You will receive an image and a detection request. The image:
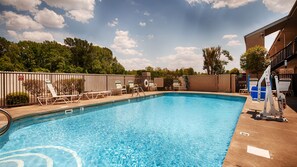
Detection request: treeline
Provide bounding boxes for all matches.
[126,66,197,78]
[0,37,125,74]
[0,37,238,76]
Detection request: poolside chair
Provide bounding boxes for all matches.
[239,86,248,94]
[44,80,81,104]
[239,78,258,94]
[115,80,127,94]
[148,80,157,91]
[173,80,181,91]
[128,80,145,96]
[82,90,112,99]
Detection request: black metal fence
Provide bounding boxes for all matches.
[271,37,297,70]
[235,73,247,92]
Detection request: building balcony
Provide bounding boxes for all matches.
[271,37,297,71]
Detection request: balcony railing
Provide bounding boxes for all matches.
[271,37,297,70]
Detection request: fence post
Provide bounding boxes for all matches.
[2,72,6,107]
[82,74,85,92]
[106,75,108,91]
[216,75,219,92]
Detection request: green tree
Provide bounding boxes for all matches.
[0,42,26,71]
[0,37,11,56]
[64,38,125,74]
[18,41,41,72]
[229,68,240,74]
[240,46,268,76]
[0,55,15,71]
[183,68,195,75]
[0,36,125,74]
[202,46,233,75]
[145,66,154,72]
[40,41,72,72]
[64,37,93,70]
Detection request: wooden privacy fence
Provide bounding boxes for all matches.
[187,74,236,92]
[0,71,135,107]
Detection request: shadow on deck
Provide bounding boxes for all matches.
[287,96,297,113]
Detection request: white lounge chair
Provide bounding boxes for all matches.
[115,80,127,94]
[128,80,145,96]
[82,90,111,99]
[173,80,181,91]
[43,80,81,104]
[148,80,157,91]
[239,78,258,94]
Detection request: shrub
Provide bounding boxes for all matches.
[6,92,29,106]
[183,75,189,90]
[54,78,85,94]
[164,76,173,90]
[22,79,45,96]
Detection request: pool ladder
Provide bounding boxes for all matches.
[0,108,12,136]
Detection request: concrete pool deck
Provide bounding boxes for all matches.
[2,91,297,166]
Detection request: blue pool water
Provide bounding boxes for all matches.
[0,93,246,166]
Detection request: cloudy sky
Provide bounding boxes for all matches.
[0,0,295,72]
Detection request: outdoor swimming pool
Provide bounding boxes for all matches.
[0,93,246,166]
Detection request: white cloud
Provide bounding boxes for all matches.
[34,8,65,28]
[7,30,18,39]
[8,30,54,42]
[144,11,150,16]
[51,32,75,44]
[147,34,154,40]
[139,22,146,27]
[22,31,54,42]
[227,40,241,46]
[118,58,152,70]
[157,47,202,70]
[1,11,43,30]
[222,34,238,40]
[43,0,95,23]
[262,0,295,14]
[0,0,41,12]
[223,34,241,46]
[108,18,119,27]
[186,0,207,6]
[186,0,256,8]
[66,9,94,23]
[111,30,142,56]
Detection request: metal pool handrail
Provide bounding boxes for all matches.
[0,108,12,136]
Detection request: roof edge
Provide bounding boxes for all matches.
[245,1,297,39]
[244,16,288,39]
